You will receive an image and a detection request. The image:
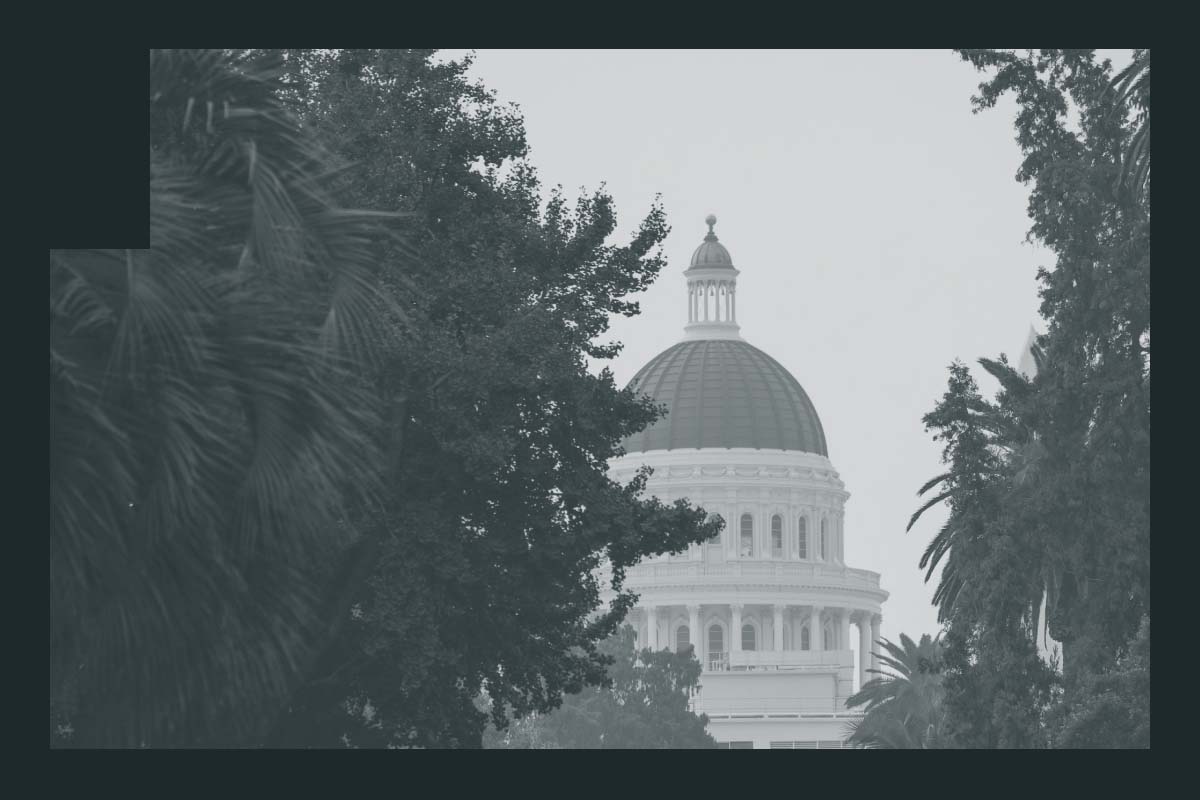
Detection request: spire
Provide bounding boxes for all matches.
[683,214,742,341]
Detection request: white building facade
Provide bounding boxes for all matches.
[604,216,887,749]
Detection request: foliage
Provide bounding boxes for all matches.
[259,49,720,748]
[51,50,403,746]
[483,626,715,749]
[906,49,1149,747]
[1106,49,1150,203]
[1051,615,1150,748]
[939,619,1059,749]
[844,633,946,749]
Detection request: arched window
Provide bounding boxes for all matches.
[823,626,833,651]
[677,625,691,654]
[708,624,724,655]
[820,518,829,560]
[798,517,808,560]
[740,513,754,557]
[771,515,783,557]
[800,626,810,651]
[709,514,724,545]
[742,623,757,652]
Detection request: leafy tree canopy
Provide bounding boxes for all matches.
[260,49,720,748]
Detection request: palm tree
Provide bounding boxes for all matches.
[50,50,406,747]
[1107,49,1150,204]
[907,354,1045,622]
[844,633,946,749]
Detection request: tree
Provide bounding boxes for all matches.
[906,50,1149,746]
[260,50,720,748]
[484,626,714,749]
[1051,615,1150,748]
[51,50,402,746]
[908,359,1061,749]
[1107,49,1150,203]
[844,633,946,749]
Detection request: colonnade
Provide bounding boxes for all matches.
[687,279,737,324]
[635,603,881,689]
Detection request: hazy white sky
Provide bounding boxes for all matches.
[446,49,1128,647]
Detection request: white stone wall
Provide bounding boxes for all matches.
[601,446,887,740]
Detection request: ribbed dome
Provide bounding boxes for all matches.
[690,237,734,269]
[622,339,828,455]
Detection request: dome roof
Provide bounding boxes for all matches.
[689,213,735,269]
[690,238,734,269]
[621,339,828,455]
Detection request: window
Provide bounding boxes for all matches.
[708,514,723,546]
[771,515,783,557]
[821,519,829,560]
[740,513,754,557]
[708,624,724,655]
[824,626,833,651]
[800,626,810,651]
[798,517,808,559]
[742,623,757,651]
[677,625,691,654]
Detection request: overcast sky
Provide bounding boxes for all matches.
[445,49,1129,649]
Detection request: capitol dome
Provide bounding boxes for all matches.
[603,214,886,749]
[621,339,828,455]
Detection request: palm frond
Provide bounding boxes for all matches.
[906,489,952,532]
[51,48,413,747]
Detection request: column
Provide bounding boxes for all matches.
[858,613,872,689]
[689,605,701,663]
[839,608,851,652]
[773,604,785,652]
[646,605,658,650]
[809,606,823,654]
[731,604,743,655]
[870,614,882,673]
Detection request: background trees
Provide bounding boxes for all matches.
[905,49,1150,747]
[483,626,715,749]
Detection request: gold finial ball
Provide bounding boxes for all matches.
[705,213,717,229]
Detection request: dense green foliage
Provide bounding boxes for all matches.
[906,49,1149,748]
[845,634,946,749]
[1051,615,1150,748]
[52,49,718,748]
[483,626,715,749]
[51,51,404,746]
[261,48,720,749]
